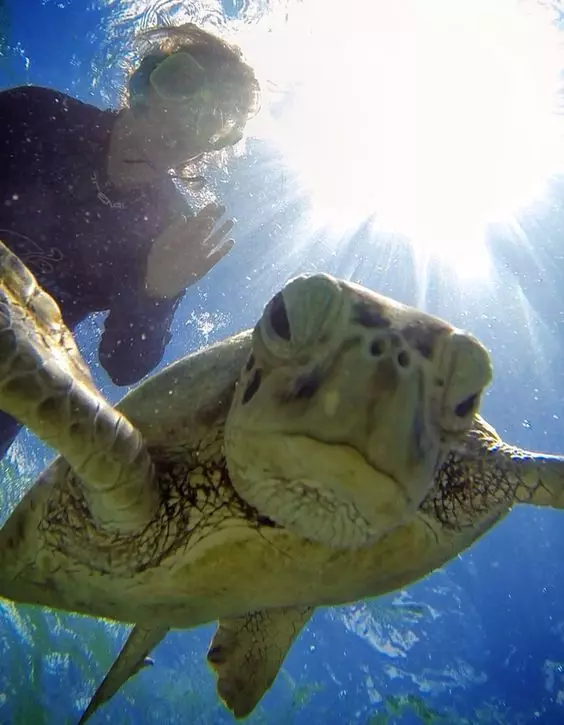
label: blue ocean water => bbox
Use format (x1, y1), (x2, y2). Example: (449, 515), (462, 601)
(1, 0), (564, 723)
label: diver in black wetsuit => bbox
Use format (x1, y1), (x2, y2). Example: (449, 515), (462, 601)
(0, 23), (260, 458)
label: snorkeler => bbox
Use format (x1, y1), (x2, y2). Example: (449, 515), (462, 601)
(0, 23), (260, 459)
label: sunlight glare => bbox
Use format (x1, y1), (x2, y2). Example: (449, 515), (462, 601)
(243, 0), (564, 278)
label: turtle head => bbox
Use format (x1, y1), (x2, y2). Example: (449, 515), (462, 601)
(224, 274), (492, 549)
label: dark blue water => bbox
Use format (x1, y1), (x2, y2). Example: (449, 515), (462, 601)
(2, 1), (564, 723)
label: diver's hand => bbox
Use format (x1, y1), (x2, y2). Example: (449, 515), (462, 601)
(145, 203), (234, 299)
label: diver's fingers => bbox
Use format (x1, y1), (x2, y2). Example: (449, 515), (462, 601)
(196, 202), (226, 223)
(206, 237), (235, 265)
(204, 219), (235, 251)
(189, 209), (229, 243)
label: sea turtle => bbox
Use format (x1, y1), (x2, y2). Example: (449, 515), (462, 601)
(0, 241), (558, 723)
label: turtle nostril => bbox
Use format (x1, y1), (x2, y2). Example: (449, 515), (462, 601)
(397, 350), (410, 368)
(454, 393), (478, 418)
(369, 339), (385, 357)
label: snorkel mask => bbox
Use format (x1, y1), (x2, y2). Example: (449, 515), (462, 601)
(129, 51), (245, 150)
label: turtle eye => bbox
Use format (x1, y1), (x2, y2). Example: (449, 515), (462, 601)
(268, 293), (291, 340)
(258, 275), (343, 361)
(454, 393), (478, 418)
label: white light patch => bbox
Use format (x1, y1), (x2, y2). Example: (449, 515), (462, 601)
(245, 0), (564, 279)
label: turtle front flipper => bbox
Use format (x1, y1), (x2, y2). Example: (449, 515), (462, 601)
(208, 606), (313, 718)
(422, 416), (564, 530)
(0, 242), (158, 531)
(79, 624), (168, 723)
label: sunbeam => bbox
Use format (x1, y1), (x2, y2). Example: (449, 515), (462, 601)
(244, 0), (564, 280)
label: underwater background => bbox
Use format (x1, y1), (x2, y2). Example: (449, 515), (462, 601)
(2, 0), (564, 723)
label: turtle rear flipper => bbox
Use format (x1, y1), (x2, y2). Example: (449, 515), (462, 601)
(208, 606), (313, 718)
(79, 624), (168, 724)
(0, 241), (158, 531)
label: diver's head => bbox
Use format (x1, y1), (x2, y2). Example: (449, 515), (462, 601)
(125, 24), (260, 170)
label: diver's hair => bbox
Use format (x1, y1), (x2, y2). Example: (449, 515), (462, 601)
(121, 23), (260, 182)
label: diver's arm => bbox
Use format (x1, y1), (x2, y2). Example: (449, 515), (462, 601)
(99, 203), (234, 385)
(98, 292), (183, 386)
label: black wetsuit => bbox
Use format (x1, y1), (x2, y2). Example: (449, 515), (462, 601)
(0, 85), (185, 457)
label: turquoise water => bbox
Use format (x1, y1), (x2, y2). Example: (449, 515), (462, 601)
(2, 1), (564, 723)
